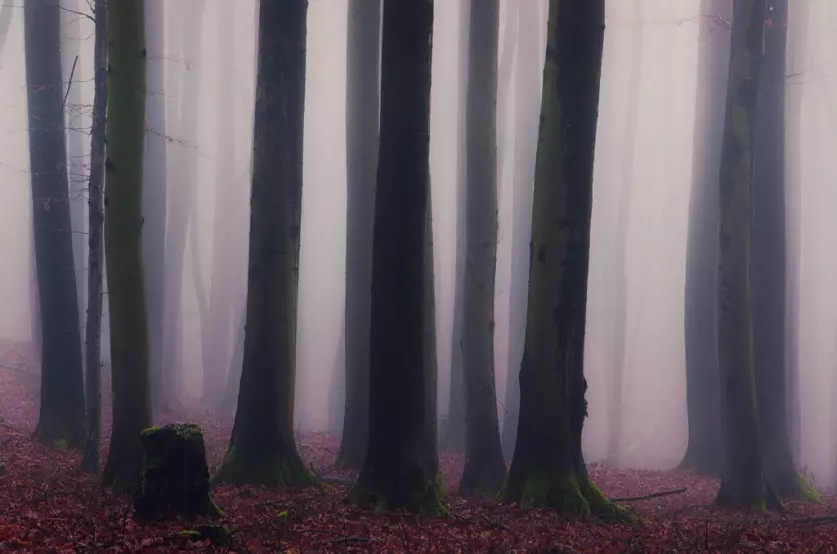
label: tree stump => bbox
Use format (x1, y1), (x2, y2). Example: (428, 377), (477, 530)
(133, 423), (222, 520)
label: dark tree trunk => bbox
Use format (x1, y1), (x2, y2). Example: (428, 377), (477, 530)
(680, 0), (731, 477)
(24, 0), (86, 448)
(335, 0), (380, 470)
(459, 0), (506, 497)
(212, 0), (314, 487)
(144, 0), (168, 416)
(714, 0), (780, 511)
(82, 0), (108, 474)
(350, 0), (441, 515)
(101, 0), (152, 491)
(500, 0), (625, 520)
(502, 0), (544, 460)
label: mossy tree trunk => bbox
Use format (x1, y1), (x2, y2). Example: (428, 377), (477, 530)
(213, 0), (314, 488)
(143, 0), (168, 416)
(680, 0), (731, 477)
(81, 0), (108, 474)
(23, 0), (86, 448)
(350, 0), (441, 515)
(101, 0), (153, 491)
(335, 0), (380, 470)
(459, 0), (506, 498)
(501, 0), (623, 520)
(502, 0), (544, 461)
(713, 0), (780, 511)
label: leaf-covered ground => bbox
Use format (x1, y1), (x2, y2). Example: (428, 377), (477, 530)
(2, 340), (837, 552)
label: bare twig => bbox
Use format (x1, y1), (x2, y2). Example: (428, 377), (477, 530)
(611, 488), (688, 503)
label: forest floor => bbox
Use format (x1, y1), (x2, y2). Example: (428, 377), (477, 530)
(2, 341), (837, 552)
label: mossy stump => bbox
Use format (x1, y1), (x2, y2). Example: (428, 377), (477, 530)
(133, 423), (222, 521)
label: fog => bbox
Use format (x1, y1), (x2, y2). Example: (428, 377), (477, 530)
(2, 0), (837, 487)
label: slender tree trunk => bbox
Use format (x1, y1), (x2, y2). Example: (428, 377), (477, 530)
(213, 0), (314, 487)
(335, 0), (380, 469)
(714, 0), (780, 511)
(501, 0), (625, 520)
(328, 320), (345, 436)
(350, 0), (441, 515)
(0, 1), (12, 61)
(459, 0), (506, 497)
(502, 0), (544, 460)
(101, 0), (152, 491)
(24, 0), (86, 448)
(219, 303), (245, 416)
(680, 0), (731, 476)
(82, 0), (108, 474)
(144, 0), (168, 415)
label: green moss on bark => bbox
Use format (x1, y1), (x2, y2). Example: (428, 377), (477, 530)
(212, 444), (317, 488)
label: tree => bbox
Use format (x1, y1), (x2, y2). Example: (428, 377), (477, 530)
(679, 0), (731, 476)
(81, 0), (108, 474)
(328, 320), (345, 435)
(335, 0), (380, 470)
(349, 0), (441, 515)
(713, 0), (778, 511)
(23, 0), (86, 448)
(0, 1), (12, 61)
(459, 0), (506, 497)
(101, 0), (152, 490)
(144, 0), (168, 415)
(212, 0), (314, 487)
(502, 0), (545, 460)
(500, 0), (624, 519)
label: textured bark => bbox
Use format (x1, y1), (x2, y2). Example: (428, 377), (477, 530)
(101, 0), (152, 491)
(213, 0), (313, 487)
(349, 0), (441, 515)
(680, 0), (730, 477)
(24, 0), (86, 448)
(459, 0), (506, 498)
(144, 0), (168, 415)
(502, 0), (544, 460)
(500, 0), (624, 520)
(714, 0), (779, 511)
(82, 0), (108, 474)
(335, 0), (380, 470)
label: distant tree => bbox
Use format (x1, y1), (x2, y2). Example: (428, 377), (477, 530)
(219, 303), (245, 416)
(349, 0), (441, 515)
(459, 0), (506, 497)
(713, 0), (779, 510)
(680, 0), (730, 477)
(500, 0), (624, 519)
(328, 320), (345, 436)
(0, 2), (12, 61)
(335, 0), (380, 470)
(212, 0), (314, 487)
(23, 0), (86, 448)
(144, 0), (168, 415)
(81, 0), (108, 474)
(101, 0), (152, 490)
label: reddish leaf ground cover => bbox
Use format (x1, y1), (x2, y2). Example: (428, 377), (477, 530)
(2, 340), (837, 552)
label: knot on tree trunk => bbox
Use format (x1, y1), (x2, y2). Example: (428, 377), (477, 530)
(133, 423), (222, 521)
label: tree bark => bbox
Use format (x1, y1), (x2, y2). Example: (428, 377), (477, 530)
(101, 0), (152, 491)
(459, 0), (506, 497)
(212, 0), (314, 487)
(350, 0), (441, 515)
(24, 0), (86, 448)
(500, 0), (625, 520)
(335, 0), (380, 470)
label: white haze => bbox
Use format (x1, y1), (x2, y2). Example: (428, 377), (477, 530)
(1, 0), (837, 487)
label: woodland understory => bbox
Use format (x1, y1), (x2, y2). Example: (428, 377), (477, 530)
(1, 342), (836, 553)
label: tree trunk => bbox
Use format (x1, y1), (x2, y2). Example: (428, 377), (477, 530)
(679, 0), (731, 477)
(144, 0), (168, 416)
(24, 0), (86, 448)
(459, 0), (506, 497)
(328, 321), (345, 436)
(335, 0), (380, 470)
(81, 0), (108, 474)
(212, 0), (314, 487)
(502, 0), (544, 460)
(500, 0), (625, 520)
(714, 0), (779, 511)
(219, 303), (245, 417)
(0, 1), (12, 61)
(101, 0), (152, 491)
(350, 0), (441, 515)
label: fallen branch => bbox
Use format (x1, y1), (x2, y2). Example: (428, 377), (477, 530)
(611, 488), (687, 503)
